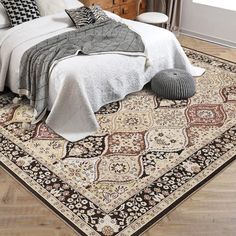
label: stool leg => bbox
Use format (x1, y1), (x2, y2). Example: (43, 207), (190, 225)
(167, 23), (170, 30)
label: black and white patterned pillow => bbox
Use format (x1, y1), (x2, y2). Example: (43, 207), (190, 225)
(66, 7), (96, 28)
(90, 5), (108, 23)
(0, 0), (40, 27)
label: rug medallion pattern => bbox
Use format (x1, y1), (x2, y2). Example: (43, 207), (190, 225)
(0, 49), (236, 236)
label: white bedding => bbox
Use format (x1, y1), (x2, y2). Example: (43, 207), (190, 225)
(0, 28), (9, 40)
(0, 12), (204, 141)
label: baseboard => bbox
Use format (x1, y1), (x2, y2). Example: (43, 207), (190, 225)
(180, 29), (236, 49)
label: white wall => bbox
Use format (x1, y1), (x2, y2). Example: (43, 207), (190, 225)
(181, 0), (236, 48)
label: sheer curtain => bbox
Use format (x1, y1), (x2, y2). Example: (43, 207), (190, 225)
(148, 0), (183, 34)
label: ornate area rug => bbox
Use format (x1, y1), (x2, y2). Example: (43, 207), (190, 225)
(0, 49), (236, 236)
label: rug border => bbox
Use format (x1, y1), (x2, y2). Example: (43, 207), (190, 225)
(183, 46), (236, 64)
(0, 162), (84, 236)
(133, 154), (236, 236)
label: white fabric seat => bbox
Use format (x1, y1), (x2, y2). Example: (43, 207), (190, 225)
(137, 12), (168, 24)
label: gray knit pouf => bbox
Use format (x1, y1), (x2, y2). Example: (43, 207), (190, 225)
(151, 69), (196, 100)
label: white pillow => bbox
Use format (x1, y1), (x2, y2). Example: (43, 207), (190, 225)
(36, 0), (66, 16)
(64, 0), (83, 9)
(0, 3), (10, 28)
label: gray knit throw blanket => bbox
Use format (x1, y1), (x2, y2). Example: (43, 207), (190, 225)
(19, 19), (146, 123)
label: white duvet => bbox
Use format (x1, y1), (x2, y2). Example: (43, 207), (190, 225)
(0, 12), (204, 141)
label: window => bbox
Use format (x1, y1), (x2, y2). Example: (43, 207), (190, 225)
(193, 0), (236, 11)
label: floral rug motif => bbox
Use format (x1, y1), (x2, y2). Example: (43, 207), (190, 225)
(0, 49), (236, 236)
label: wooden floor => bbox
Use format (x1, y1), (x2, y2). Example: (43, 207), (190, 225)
(0, 35), (236, 236)
(179, 34), (236, 62)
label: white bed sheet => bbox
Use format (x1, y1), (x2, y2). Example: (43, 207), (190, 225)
(0, 12), (204, 141)
(0, 28), (9, 41)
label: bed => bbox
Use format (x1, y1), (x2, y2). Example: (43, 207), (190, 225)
(0, 5), (204, 141)
(0, 28), (9, 40)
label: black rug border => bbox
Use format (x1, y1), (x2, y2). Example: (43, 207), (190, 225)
(132, 154), (236, 235)
(0, 162), (85, 236)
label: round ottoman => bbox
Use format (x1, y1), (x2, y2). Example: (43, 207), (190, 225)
(151, 69), (196, 100)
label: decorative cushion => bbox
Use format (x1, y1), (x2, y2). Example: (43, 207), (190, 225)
(66, 5), (108, 28)
(0, 0), (40, 27)
(90, 5), (108, 22)
(0, 3), (10, 28)
(151, 69), (196, 100)
(65, 6), (96, 28)
(36, 0), (66, 16)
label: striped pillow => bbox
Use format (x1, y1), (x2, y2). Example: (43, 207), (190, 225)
(65, 6), (96, 28)
(90, 5), (108, 23)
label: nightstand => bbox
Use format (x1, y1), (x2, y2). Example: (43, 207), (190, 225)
(82, 0), (147, 20)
